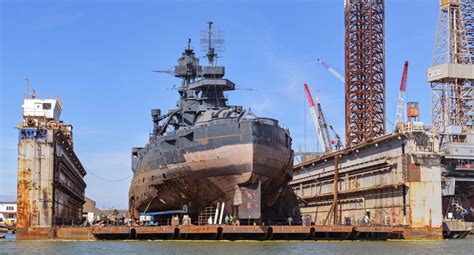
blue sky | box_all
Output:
[1,0,438,209]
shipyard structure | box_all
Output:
[11,0,473,241]
[16,90,87,237]
[291,0,473,239]
[291,123,445,238]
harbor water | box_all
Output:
[1,234,473,255]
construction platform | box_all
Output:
[16,225,416,241]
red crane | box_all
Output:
[395,61,409,127]
[304,84,343,153]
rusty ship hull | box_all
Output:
[129,118,293,219]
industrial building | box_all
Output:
[0,201,17,226]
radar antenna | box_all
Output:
[153,38,195,76]
[200,21,224,66]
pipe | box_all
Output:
[219,202,225,225]
[214,202,220,224]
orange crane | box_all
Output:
[304,83,343,153]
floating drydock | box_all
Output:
[16,90,87,239]
[290,123,473,239]
[15,225,410,241]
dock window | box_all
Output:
[43,103,52,109]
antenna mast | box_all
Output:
[201,21,224,66]
[25,79,29,99]
[207,22,215,65]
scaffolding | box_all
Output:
[344,0,386,147]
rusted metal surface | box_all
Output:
[324,155,340,225]
[407,163,421,182]
[17,124,86,228]
[178,225,220,234]
[269,226,311,234]
[18,95,87,229]
[16,228,53,240]
[16,225,442,241]
[402,227,443,240]
[354,226,392,233]
[55,227,95,240]
[314,225,354,233]
[17,227,96,240]
[91,226,131,235]
[16,166,31,229]
[221,225,265,234]
[17,225,412,241]
[291,130,444,239]
[344,0,386,147]
[133,226,176,234]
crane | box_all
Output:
[395,61,409,127]
[304,83,343,153]
[317,58,345,84]
[318,58,409,131]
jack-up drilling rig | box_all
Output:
[427,0,474,224]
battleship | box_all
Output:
[128,22,294,221]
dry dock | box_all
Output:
[13,0,474,241]
[291,130,443,238]
[290,126,473,239]
[16,225,408,241]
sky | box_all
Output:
[0,0,439,209]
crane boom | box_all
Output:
[304,84,329,152]
[317,58,345,84]
[395,61,409,126]
[316,96,333,152]
[304,83,343,152]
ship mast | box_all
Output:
[201,21,224,67]
[206,22,216,66]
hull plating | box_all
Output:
[129,119,293,217]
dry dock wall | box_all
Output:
[17,97,87,230]
[15,225,408,241]
[290,132,443,239]
[17,129,87,228]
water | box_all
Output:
[1,234,473,255]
